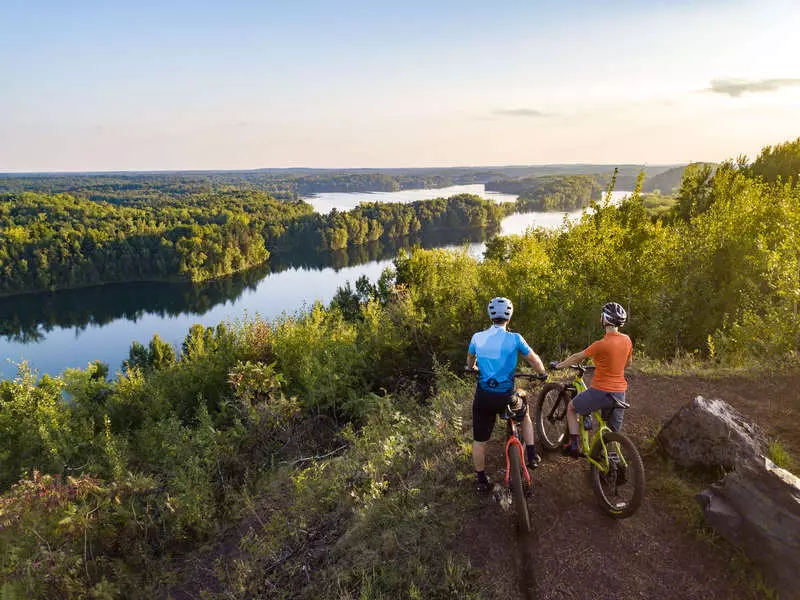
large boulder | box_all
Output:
[657,396,767,468]
[696,458,800,600]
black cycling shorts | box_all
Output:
[472,387,513,442]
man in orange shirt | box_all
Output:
[555,302,632,458]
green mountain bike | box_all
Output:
[535,365,645,518]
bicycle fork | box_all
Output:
[505,434,531,488]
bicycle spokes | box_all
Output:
[547,402,566,422]
[590,431,645,518]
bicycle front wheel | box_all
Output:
[590,431,645,519]
[508,445,531,533]
[536,383,569,451]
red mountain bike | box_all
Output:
[466,369,547,533]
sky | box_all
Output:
[1,0,799,171]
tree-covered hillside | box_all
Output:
[485,174,605,210]
[0,191,509,296]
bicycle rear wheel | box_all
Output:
[536,383,569,451]
[508,445,531,533]
[590,431,645,519]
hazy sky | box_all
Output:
[1,0,799,171]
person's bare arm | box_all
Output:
[523,350,546,374]
[466,353,477,370]
[556,350,587,369]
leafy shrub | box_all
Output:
[0,471,160,599]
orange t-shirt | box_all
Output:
[585,332,632,392]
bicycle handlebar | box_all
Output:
[463,368,547,381]
[515,372,549,381]
[547,363,595,374]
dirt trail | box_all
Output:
[463,371,800,600]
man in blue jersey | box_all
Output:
[466,297,547,492]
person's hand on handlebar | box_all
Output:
[553,350,588,370]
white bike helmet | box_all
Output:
[488,297,513,321]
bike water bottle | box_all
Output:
[583,415,593,430]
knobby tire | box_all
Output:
[535,383,569,451]
[508,446,531,533]
[590,431,645,519]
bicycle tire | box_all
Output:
[508,445,531,533]
[590,431,645,519]
[536,383,569,451]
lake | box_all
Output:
[0,186,628,378]
[306,184,520,213]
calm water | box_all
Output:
[0,187,628,378]
[306,184,520,213]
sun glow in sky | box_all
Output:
[1,0,799,171]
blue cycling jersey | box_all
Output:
[468,325,532,393]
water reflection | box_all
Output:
[0,228,493,346]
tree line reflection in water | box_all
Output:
[0,228,491,344]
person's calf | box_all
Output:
[472,441,486,472]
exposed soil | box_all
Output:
[462,371,800,600]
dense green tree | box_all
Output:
[674,163,716,221]
[747,137,800,184]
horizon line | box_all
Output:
[0,162,688,177]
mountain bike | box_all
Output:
[465,369,547,533]
[535,365,645,518]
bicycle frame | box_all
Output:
[504,415,530,488]
[570,371,628,473]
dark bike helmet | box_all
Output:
[601,302,627,327]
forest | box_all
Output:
[1,164,681,297]
[486,174,605,210]
[0,191,507,296]
[1,138,799,598]
[0,164,673,204]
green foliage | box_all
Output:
[487,174,603,211]
[0,191,506,296]
[641,192,677,220]
[0,471,161,599]
[747,137,800,184]
[122,334,176,373]
[271,304,365,417]
[767,440,797,472]
[674,162,716,221]
[220,371,481,599]
[0,191,288,295]
[228,360,300,429]
[0,364,71,489]
[642,163,717,195]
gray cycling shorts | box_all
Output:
[573,387,625,432]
